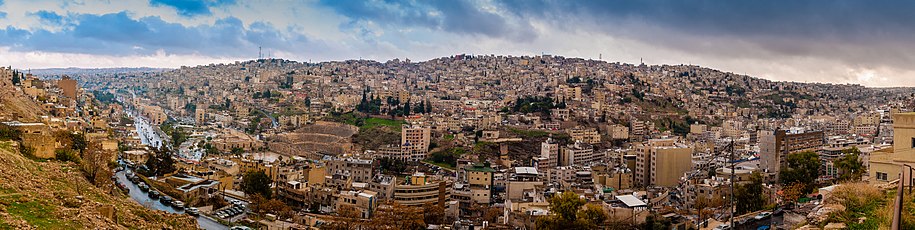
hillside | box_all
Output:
[0,142,196,229]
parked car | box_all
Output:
[173,201,185,210]
[160,196,173,205]
[754,211,772,220]
[186,207,199,216]
[713,224,731,230]
[148,190,160,199]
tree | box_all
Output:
[734,172,767,215]
[781,183,806,208]
[143,147,176,176]
[231,147,244,156]
[0,125,21,141]
[577,204,608,229]
[536,192,607,230]
[694,196,724,228]
[241,170,273,199]
[780,151,820,193]
[80,142,114,188]
[836,147,865,181]
[423,203,445,225]
[250,194,293,219]
[367,202,425,230]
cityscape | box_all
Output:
[1,1,915,230]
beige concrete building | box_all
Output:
[607,124,629,140]
[336,190,378,218]
[194,107,206,125]
[464,163,495,204]
[401,124,431,161]
[57,76,78,99]
[392,172,450,207]
[635,139,693,187]
[869,113,915,186]
[568,127,601,144]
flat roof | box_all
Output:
[615,195,647,207]
[514,167,538,175]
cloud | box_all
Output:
[0,0,913,87]
[319,0,536,41]
[149,0,236,17]
[0,11,316,57]
[495,0,915,73]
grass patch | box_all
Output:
[0,219,13,230]
[328,112,404,132]
[0,141,14,153]
[509,128,550,138]
[362,118,405,132]
[427,147,466,168]
[6,201,80,229]
[822,183,890,229]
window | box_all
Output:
[877,172,888,181]
[912,137,915,148]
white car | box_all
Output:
[713,224,731,230]
[754,211,772,220]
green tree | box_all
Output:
[241,170,273,199]
[735,172,767,214]
[536,192,607,230]
[70,132,88,155]
[836,147,865,181]
[780,151,820,193]
[143,147,176,176]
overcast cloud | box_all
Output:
[0,0,911,87]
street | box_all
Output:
[115,170,228,230]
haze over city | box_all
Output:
[0,0,913,86]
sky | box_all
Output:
[0,0,912,87]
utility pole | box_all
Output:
[729,139,735,229]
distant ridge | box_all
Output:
[28,67,171,76]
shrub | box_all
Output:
[55,149,81,163]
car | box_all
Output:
[754,211,772,220]
[713,224,731,230]
[229,226,253,230]
[160,196,173,205]
[217,213,227,219]
[186,207,199,216]
[173,201,185,209]
[737,218,749,225]
[148,191,160,199]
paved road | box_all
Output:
[115,170,228,230]
[131,111,165,149]
[735,213,784,230]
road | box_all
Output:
[130,111,165,149]
[115,170,228,230]
[735,213,784,230]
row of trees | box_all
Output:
[356,91,432,116]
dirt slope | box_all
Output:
[0,142,197,229]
